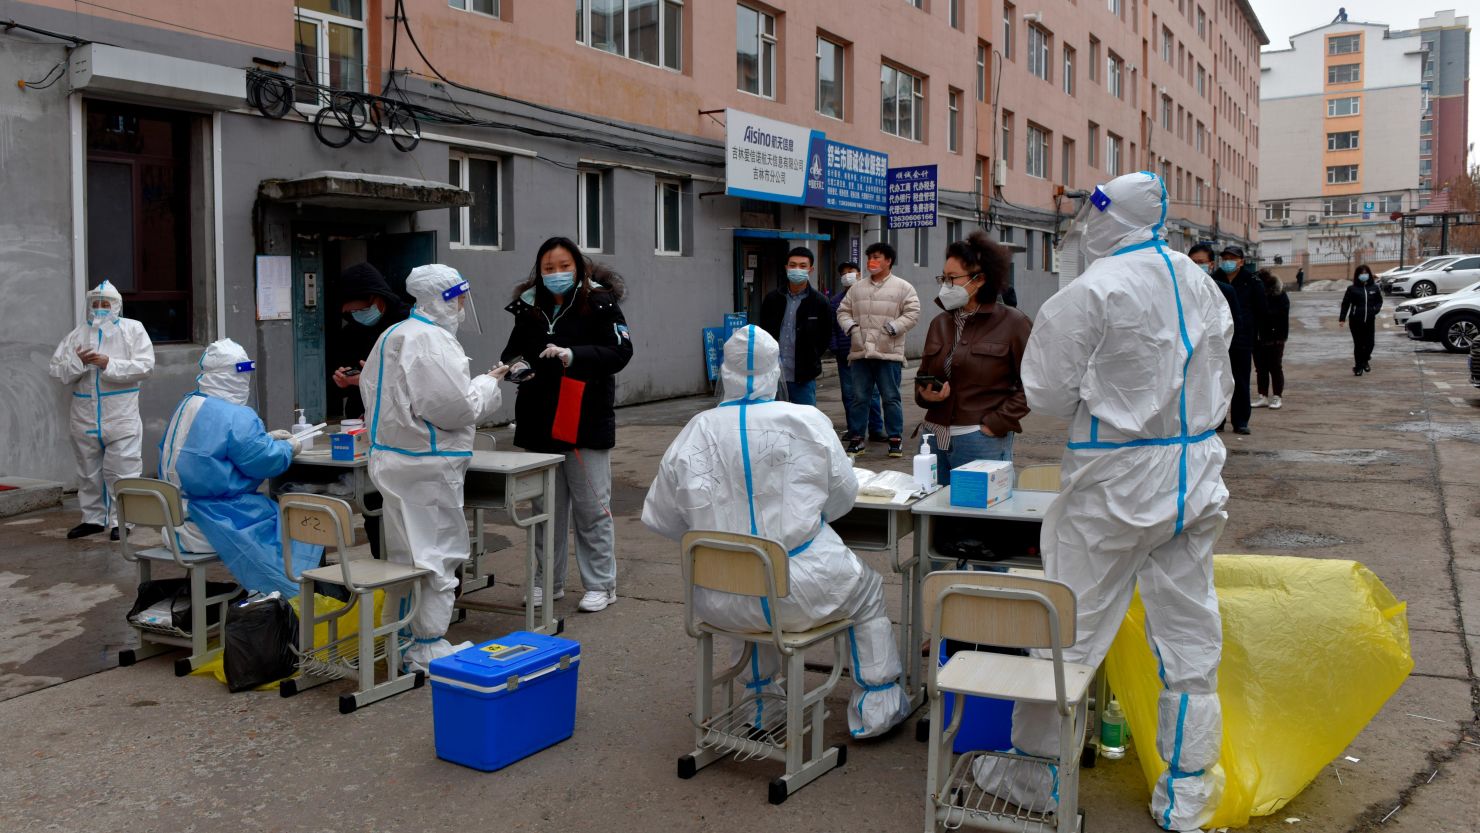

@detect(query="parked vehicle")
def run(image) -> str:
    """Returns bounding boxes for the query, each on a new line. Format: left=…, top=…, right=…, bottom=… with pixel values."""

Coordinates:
left=1386, top=255, right=1480, bottom=298
left=1394, top=281, right=1480, bottom=326
left=1381, top=256, right=1460, bottom=293
left=1471, top=339, right=1480, bottom=388
left=1405, top=294, right=1480, bottom=352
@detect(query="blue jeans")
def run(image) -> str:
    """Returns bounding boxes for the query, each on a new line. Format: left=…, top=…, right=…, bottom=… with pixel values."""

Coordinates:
left=835, top=354, right=883, bottom=435
left=783, top=380, right=817, bottom=406
left=847, top=359, right=903, bottom=439
left=935, top=430, right=1015, bottom=485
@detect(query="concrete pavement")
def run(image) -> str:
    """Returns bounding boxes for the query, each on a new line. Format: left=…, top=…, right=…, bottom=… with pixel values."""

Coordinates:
left=1, top=289, right=1477, bottom=832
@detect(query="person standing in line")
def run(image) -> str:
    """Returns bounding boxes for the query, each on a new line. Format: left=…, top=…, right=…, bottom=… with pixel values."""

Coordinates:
left=1295, top=266, right=1306, bottom=292
left=1252, top=269, right=1290, bottom=409
left=1339, top=264, right=1383, bottom=376
left=49, top=281, right=156, bottom=541
left=915, top=232, right=1032, bottom=481
left=502, top=237, right=633, bottom=613
left=828, top=262, right=884, bottom=440
left=759, top=247, right=833, bottom=406
left=1191, top=244, right=1242, bottom=434
left=1216, top=245, right=1264, bottom=435
left=836, top=241, right=921, bottom=458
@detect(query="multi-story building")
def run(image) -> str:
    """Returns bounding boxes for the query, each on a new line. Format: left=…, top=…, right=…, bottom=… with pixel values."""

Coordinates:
left=1258, top=11, right=1469, bottom=279
left=979, top=0, right=1265, bottom=305
left=1, top=1, right=981, bottom=482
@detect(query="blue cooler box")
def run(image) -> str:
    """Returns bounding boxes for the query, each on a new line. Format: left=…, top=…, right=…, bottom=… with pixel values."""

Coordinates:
left=938, top=640, right=1014, bottom=753
left=429, top=631, right=581, bottom=771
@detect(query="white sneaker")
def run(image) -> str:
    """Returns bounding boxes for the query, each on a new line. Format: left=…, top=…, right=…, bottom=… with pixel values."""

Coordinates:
left=530, top=585, right=565, bottom=607
left=1251, top=395, right=1268, bottom=408
left=1269, top=396, right=1283, bottom=410
left=578, top=589, right=617, bottom=612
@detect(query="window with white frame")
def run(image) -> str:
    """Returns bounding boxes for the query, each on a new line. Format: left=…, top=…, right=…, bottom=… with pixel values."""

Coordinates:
left=913, top=228, right=928, bottom=267
left=577, top=169, right=605, bottom=252
left=736, top=4, right=775, bottom=98
left=1088, top=37, right=1099, bottom=82
left=947, top=88, right=961, bottom=153
left=974, top=156, right=985, bottom=200
left=1106, top=131, right=1123, bottom=176
left=1327, top=96, right=1359, bottom=117
left=949, top=0, right=960, bottom=29
left=1420, top=137, right=1433, bottom=156
left=294, top=0, right=365, bottom=104
left=1194, top=177, right=1204, bottom=208
left=976, top=42, right=988, bottom=101
left=816, top=36, right=845, bottom=119
left=1063, top=45, right=1075, bottom=95
left=1324, top=196, right=1358, bottom=216
left=655, top=178, right=682, bottom=254
left=1028, top=25, right=1050, bottom=81
left=1108, top=0, right=1122, bottom=18
left=1061, top=137, right=1075, bottom=186
left=1197, top=6, right=1206, bottom=37
left=1107, top=52, right=1123, bottom=99
left=1087, top=121, right=1099, bottom=167
left=1001, top=110, right=1013, bottom=167
left=1326, top=164, right=1359, bottom=184
left=1328, top=34, right=1360, bottom=55
left=1026, top=123, right=1048, bottom=179
left=1162, top=27, right=1174, bottom=63
left=1384, top=194, right=1403, bottom=213
left=1327, top=130, right=1359, bottom=150
left=450, top=0, right=499, bottom=16
left=577, top=0, right=684, bottom=71
left=947, top=218, right=964, bottom=242
left=1327, top=63, right=1359, bottom=84
left=1161, top=95, right=1173, bottom=130
left=1264, top=201, right=1290, bottom=221
left=1003, top=3, right=1014, bottom=60
left=906, top=0, right=923, bottom=7
left=1196, top=64, right=1206, bottom=97
left=448, top=152, right=501, bottom=248
left=880, top=64, right=925, bottom=141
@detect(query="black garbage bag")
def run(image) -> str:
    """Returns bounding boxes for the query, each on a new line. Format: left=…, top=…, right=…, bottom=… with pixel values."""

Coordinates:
left=127, top=578, right=241, bottom=632
left=223, top=595, right=300, bottom=692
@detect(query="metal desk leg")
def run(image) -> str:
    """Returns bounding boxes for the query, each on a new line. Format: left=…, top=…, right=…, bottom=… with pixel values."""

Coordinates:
left=909, top=515, right=926, bottom=712
left=537, top=465, right=558, bottom=635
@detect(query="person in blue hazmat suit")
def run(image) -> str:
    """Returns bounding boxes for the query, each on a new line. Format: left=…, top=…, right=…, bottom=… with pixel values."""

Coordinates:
left=641, top=325, right=910, bottom=738
left=973, top=172, right=1233, bottom=831
left=360, top=264, right=506, bottom=673
left=49, top=280, right=156, bottom=540
left=158, top=338, right=321, bottom=598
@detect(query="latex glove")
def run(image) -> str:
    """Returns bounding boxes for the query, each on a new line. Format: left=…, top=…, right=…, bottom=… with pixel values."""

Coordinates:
left=288, top=437, right=303, bottom=455
left=540, top=344, right=573, bottom=367
left=883, top=321, right=898, bottom=336
left=487, top=363, right=511, bottom=381
left=269, top=429, right=293, bottom=440
left=78, top=348, right=110, bottom=369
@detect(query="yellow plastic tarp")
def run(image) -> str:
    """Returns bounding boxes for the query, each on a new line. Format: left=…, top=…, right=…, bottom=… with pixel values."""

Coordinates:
left=1105, top=554, right=1412, bottom=829
left=191, top=591, right=385, bottom=691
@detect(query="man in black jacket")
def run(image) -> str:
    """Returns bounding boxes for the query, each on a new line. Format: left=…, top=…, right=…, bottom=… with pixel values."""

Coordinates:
left=1217, top=246, right=1267, bottom=435
left=759, top=246, right=833, bottom=406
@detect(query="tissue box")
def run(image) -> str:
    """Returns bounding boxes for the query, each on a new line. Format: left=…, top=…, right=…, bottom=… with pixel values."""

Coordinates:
left=329, top=430, right=368, bottom=461
left=949, top=459, right=1014, bottom=508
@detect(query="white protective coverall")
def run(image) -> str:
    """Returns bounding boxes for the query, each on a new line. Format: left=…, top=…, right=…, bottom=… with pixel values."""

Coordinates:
left=974, top=172, right=1234, bottom=831
left=48, top=281, right=156, bottom=529
left=642, top=325, right=910, bottom=738
left=360, top=264, right=501, bottom=671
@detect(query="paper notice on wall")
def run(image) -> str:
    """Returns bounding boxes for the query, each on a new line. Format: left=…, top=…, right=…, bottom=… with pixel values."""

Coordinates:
left=255, top=255, right=293, bottom=321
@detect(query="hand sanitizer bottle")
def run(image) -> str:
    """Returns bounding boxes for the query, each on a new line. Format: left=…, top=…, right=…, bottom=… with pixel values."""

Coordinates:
left=292, top=407, right=314, bottom=451
left=913, top=433, right=938, bottom=492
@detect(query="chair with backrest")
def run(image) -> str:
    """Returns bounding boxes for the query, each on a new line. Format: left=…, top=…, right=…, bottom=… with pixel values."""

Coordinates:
left=115, top=477, right=238, bottom=676
left=1016, top=464, right=1062, bottom=493
left=922, top=571, right=1093, bottom=833
left=675, top=530, right=851, bottom=805
left=277, top=492, right=430, bottom=713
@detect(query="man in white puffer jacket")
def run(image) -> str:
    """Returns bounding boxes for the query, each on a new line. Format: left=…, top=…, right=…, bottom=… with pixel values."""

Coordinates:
left=835, top=241, right=920, bottom=458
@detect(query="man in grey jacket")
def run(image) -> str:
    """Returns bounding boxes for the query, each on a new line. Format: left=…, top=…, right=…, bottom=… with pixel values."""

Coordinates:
left=836, top=241, right=921, bottom=457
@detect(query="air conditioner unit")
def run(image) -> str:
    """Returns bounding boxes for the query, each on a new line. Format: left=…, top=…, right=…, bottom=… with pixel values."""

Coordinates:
left=1281, top=219, right=1292, bottom=227
left=1306, top=214, right=1320, bottom=225
left=994, top=158, right=1008, bottom=188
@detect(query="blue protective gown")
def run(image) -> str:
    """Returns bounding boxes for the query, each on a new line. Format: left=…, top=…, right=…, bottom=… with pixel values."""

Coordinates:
left=158, top=393, right=321, bottom=597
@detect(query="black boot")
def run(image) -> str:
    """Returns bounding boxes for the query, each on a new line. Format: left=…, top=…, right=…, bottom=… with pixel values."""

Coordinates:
left=66, top=523, right=105, bottom=539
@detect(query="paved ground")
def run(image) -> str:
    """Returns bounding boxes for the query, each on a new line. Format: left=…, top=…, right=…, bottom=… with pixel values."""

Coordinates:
left=1, top=289, right=1477, bottom=832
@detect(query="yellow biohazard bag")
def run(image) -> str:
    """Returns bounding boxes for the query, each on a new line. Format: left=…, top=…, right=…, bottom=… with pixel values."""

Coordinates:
left=1105, top=555, right=1412, bottom=829
left=192, top=591, right=385, bottom=691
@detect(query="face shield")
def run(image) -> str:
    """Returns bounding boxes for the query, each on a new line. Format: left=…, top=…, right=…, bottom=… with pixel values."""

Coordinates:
left=85, top=280, right=123, bottom=327
left=196, top=339, right=258, bottom=407
left=441, top=278, right=480, bottom=335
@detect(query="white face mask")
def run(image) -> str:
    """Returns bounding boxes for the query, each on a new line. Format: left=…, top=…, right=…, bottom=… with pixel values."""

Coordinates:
left=840, top=272, right=859, bottom=287
left=937, top=283, right=971, bottom=311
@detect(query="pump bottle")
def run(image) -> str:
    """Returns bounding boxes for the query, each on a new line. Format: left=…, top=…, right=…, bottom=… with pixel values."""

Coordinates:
left=292, top=407, right=314, bottom=451
left=913, top=434, right=938, bottom=492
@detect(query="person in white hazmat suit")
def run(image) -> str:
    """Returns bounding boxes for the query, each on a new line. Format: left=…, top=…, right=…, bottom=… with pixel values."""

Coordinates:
left=973, top=172, right=1233, bottom=832
left=360, top=264, right=506, bottom=673
left=642, top=325, right=910, bottom=738
left=49, top=280, right=156, bottom=540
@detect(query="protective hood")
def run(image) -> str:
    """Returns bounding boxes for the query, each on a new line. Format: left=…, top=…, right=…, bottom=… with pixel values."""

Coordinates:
left=1078, top=171, right=1168, bottom=267
left=720, top=324, right=780, bottom=403
left=406, top=263, right=477, bottom=334
left=196, top=337, right=255, bottom=405
left=87, top=280, right=123, bottom=327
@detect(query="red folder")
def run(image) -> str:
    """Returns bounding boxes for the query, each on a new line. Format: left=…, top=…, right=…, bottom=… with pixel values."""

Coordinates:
left=552, top=375, right=586, bottom=444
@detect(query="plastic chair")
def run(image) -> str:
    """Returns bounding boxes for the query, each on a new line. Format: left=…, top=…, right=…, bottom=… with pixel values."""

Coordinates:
left=922, top=571, right=1093, bottom=833
left=114, top=477, right=237, bottom=676
left=676, top=530, right=851, bottom=805
left=1016, top=464, right=1062, bottom=493
left=277, top=492, right=430, bottom=713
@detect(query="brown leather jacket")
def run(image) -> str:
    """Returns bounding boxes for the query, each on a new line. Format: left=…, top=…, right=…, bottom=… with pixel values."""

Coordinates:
left=914, top=302, right=1032, bottom=436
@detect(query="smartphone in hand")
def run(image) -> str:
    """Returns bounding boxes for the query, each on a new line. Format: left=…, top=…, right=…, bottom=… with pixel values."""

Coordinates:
left=915, top=374, right=944, bottom=391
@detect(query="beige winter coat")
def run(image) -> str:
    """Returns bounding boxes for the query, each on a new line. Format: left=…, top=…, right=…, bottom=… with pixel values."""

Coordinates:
left=836, top=273, right=921, bottom=362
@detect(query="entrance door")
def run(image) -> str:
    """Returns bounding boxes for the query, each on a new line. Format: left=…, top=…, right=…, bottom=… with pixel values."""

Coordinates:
left=368, top=231, right=437, bottom=298
left=812, top=220, right=861, bottom=293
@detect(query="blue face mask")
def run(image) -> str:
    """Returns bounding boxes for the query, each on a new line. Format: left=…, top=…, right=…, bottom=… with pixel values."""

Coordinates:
left=1358, top=273, right=1370, bottom=282
left=542, top=272, right=576, bottom=296
left=350, top=305, right=382, bottom=326
left=89, top=307, right=111, bottom=325
left=786, top=268, right=810, bottom=284
left=1219, top=260, right=1239, bottom=274
left=1197, top=262, right=1215, bottom=275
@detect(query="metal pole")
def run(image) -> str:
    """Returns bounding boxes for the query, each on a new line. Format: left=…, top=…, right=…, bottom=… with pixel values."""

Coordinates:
left=1441, top=215, right=1451, bottom=254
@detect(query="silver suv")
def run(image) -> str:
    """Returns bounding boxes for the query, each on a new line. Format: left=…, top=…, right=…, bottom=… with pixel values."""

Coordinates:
left=1387, top=255, right=1480, bottom=297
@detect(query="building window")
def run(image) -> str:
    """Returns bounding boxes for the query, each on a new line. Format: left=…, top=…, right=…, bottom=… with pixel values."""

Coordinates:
left=294, top=0, right=366, bottom=104
left=816, top=36, right=845, bottom=120
left=1420, top=137, right=1433, bottom=156
left=1041, top=231, right=1053, bottom=270
left=1196, top=64, right=1206, bottom=97
left=1161, top=95, right=1173, bottom=130
left=449, top=151, right=502, bottom=249
left=1063, top=46, right=1075, bottom=95
left=976, top=42, right=988, bottom=101
left=1327, top=130, right=1359, bottom=150
left=1106, top=131, right=1123, bottom=176
left=1194, top=177, right=1205, bottom=208
left=947, top=218, right=964, bottom=243
left=1420, top=159, right=1433, bottom=176
left=1328, top=34, right=1360, bottom=55
left=450, top=0, right=499, bottom=16
left=1324, top=197, right=1358, bottom=216
left=974, top=156, right=986, bottom=203
left=1003, top=3, right=1014, bottom=60
left=906, top=0, right=923, bottom=7
left=1384, top=195, right=1403, bottom=214
left=1327, top=63, right=1360, bottom=84
left=1087, top=121, right=1099, bottom=168
left=1421, top=119, right=1433, bottom=136
left=1026, top=123, right=1049, bottom=179
left=736, top=4, right=775, bottom=98
left=1327, top=96, right=1359, bottom=117
left=1326, top=164, right=1359, bottom=184
left=577, top=169, right=605, bottom=252
left=1025, top=229, right=1034, bottom=271
left=1106, top=52, right=1124, bottom=99
left=1197, top=6, right=1206, bottom=37
left=1001, top=110, right=1013, bottom=168
left=655, top=178, right=682, bottom=254
left=880, top=64, right=925, bottom=141
left=1264, top=202, right=1290, bottom=221
left=1195, top=120, right=1206, bottom=153
left=1061, top=137, right=1075, bottom=187
left=947, top=88, right=961, bottom=153
left=913, top=228, right=928, bottom=267
left=1028, top=25, right=1050, bottom=81
left=1088, top=37, right=1100, bottom=82
left=1162, top=27, right=1174, bottom=63
left=948, top=0, right=960, bottom=29
left=85, top=100, right=196, bottom=344
left=1108, top=0, right=1122, bottom=18
left=577, top=0, right=684, bottom=70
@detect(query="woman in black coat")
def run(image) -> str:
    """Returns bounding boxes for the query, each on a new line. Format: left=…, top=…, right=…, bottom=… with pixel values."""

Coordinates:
left=1339, top=264, right=1383, bottom=376
left=1252, top=269, right=1290, bottom=409
left=501, top=237, right=633, bottom=613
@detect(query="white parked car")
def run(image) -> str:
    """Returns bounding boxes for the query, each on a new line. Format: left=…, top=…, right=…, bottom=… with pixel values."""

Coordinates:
left=1381, top=255, right=1460, bottom=294
left=1404, top=293, right=1480, bottom=352
left=1386, top=254, right=1480, bottom=298
left=1394, top=281, right=1480, bottom=326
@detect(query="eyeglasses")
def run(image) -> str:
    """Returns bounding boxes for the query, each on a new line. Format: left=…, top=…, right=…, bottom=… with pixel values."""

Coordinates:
left=935, top=272, right=981, bottom=286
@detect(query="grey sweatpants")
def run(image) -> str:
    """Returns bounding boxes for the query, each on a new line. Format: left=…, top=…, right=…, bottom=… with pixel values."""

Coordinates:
left=534, top=448, right=617, bottom=593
